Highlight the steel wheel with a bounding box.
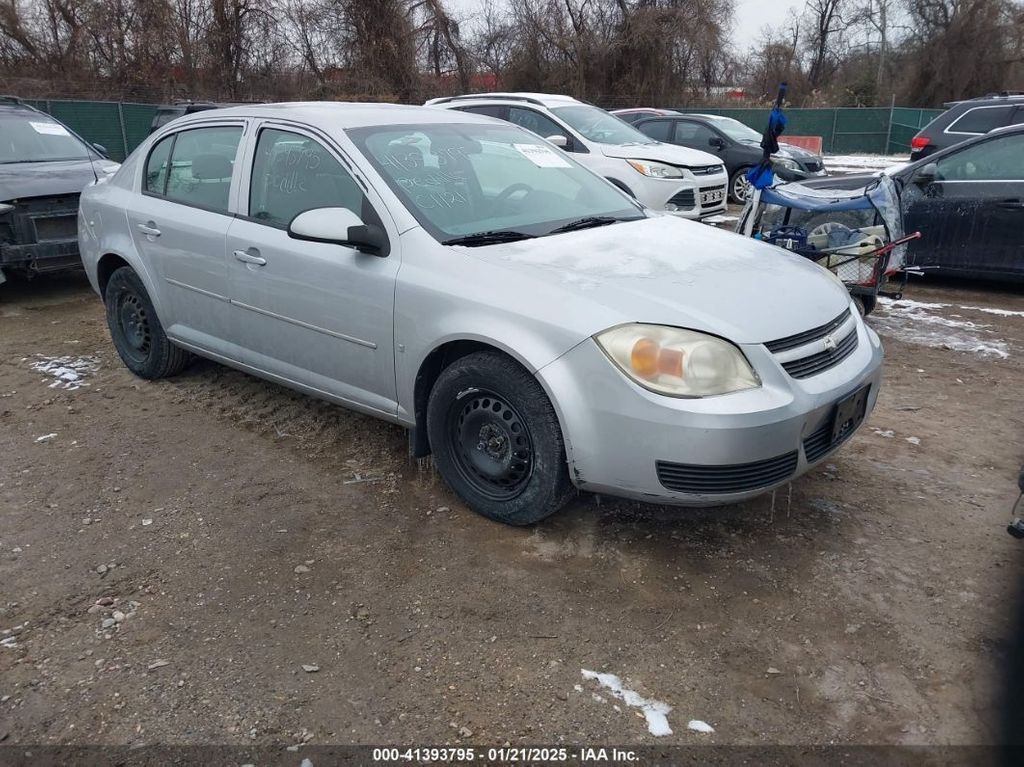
[115,291,153,365]
[446,388,534,501]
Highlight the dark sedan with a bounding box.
[803,124,1024,281]
[630,112,827,203]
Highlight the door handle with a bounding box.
[233,249,266,266]
[997,199,1024,209]
[136,222,161,237]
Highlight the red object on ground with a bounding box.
[784,135,824,154]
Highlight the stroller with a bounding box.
[736,175,918,316]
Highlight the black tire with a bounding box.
[729,166,753,204]
[426,351,573,525]
[852,294,877,317]
[104,266,191,379]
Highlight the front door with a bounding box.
[906,132,1024,277]
[126,123,245,349]
[225,125,400,414]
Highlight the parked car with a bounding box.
[425,93,729,219]
[150,102,228,134]
[610,107,678,124]
[79,103,882,525]
[0,96,120,284]
[910,92,1024,162]
[627,111,827,204]
[801,123,1024,281]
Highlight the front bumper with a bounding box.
[631,175,729,219]
[0,238,81,272]
[538,312,883,506]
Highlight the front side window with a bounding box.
[507,107,567,142]
[0,112,96,164]
[550,105,653,146]
[348,122,642,241]
[147,126,242,212]
[947,106,1014,135]
[936,134,1024,181]
[674,121,716,146]
[249,128,368,227]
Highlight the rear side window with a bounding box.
[636,119,671,142]
[248,128,369,227]
[144,126,242,213]
[947,106,1014,134]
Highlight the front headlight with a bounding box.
[595,324,761,398]
[774,157,801,172]
[626,159,683,178]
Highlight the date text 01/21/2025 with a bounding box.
[371,746,640,763]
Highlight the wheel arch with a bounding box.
[604,176,636,198]
[409,338,571,461]
[95,251,168,321]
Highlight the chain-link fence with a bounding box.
[22,98,945,160]
[672,106,944,154]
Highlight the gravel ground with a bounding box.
[1,271,1022,748]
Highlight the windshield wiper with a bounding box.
[547,216,624,235]
[442,230,536,247]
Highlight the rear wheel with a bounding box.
[104,266,191,379]
[426,352,573,525]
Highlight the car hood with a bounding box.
[0,159,118,202]
[460,216,851,345]
[599,141,723,167]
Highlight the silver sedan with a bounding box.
[78,103,883,525]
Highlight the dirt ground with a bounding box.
[1,270,1022,749]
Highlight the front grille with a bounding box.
[667,189,695,209]
[688,165,722,176]
[33,215,77,241]
[781,328,859,379]
[766,309,851,353]
[656,451,799,494]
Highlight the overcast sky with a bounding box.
[449,0,809,52]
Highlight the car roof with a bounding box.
[425,92,583,108]
[165,101,502,130]
[942,93,1024,109]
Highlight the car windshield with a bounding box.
[710,117,763,143]
[551,105,655,145]
[348,122,643,242]
[0,113,95,163]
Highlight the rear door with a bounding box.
[906,132,1024,277]
[224,123,400,414]
[126,122,245,349]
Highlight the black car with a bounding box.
[0,97,120,284]
[910,93,1024,162]
[805,124,1024,281]
[633,112,827,203]
[149,102,227,134]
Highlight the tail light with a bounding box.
[911,136,930,150]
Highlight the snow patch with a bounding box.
[688,719,715,733]
[871,298,1010,358]
[957,305,1024,318]
[29,355,100,390]
[35,433,57,443]
[581,668,672,737]
[824,154,907,174]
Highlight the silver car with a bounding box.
[78,103,883,525]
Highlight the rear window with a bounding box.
[947,105,1014,134]
[0,112,93,164]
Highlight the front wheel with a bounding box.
[729,167,753,204]
[426,352,573,525]
[104,266,192,379]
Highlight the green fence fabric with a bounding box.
[22,100,944,159]
[24,99,157,162]
[674,107,943,154]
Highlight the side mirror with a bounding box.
[913,162,938,186]
[545,134,569,148]
[288,207,388,256]
[92,143,109,157]
[709,137,726,150]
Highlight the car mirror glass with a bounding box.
[288,207,388,256]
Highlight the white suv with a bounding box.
[425,93,729,220]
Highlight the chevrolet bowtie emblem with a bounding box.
[823,334,838,351]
